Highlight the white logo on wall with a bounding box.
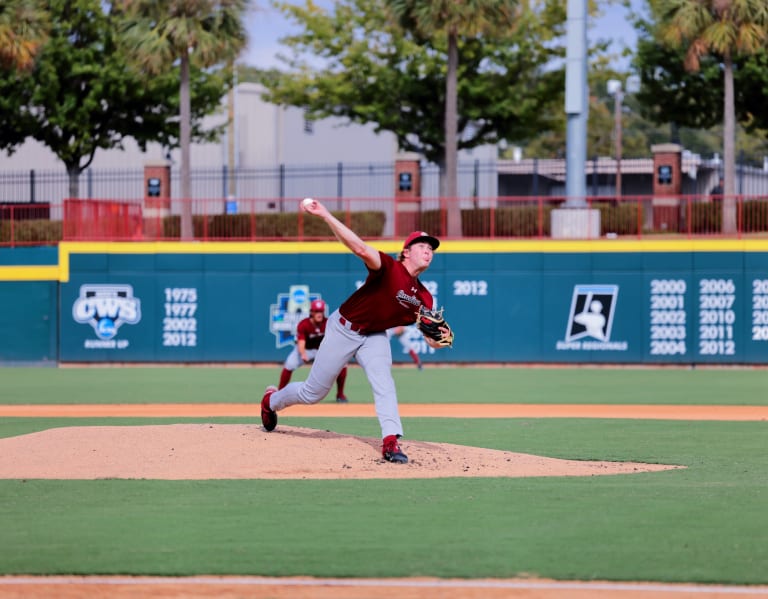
[556,284,628,351]
[270,285,323,348]
[397,324,435,356]
[72,284,142,349]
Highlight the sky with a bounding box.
[241,0,645,72]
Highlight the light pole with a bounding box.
[607,76,640,202]
[607,79,623,201]
[227,62,237,201]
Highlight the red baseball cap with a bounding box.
[310,299,326,312]
[403,231,440,250]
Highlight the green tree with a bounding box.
[735,48,768,136]
[632,12,724,142]
[526,68,656,161]
[0,0,49,71]
[631,8,768,164]
[0,0,228,199]
[120,0,248,240]
[0,0,49,151]
[384,0,521,236]
[256,0,565,231]
[655,0,768,233]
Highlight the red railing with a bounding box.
[63,199,144,241]
[0,203,54,247]
[3,194,768,247]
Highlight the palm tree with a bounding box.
[385,0,520,238]
[657,0,768,234]
[120,0,248,240]
[0,0,49,71]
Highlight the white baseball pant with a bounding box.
[269,309,403,439]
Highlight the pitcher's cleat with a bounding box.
[261,386,278,431]
[382,434,408,464]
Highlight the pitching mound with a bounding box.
[0,424,682,480]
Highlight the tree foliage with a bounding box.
[735,48,768,135]
[255,0,566,171]
[649,0,768,232]
[525,65,659,161]
[631,5,768,163]
[383,0,523,236]
[0,0,49,71]
[632,16,723,132]
[119,0,248,239]
[0,0,230,198]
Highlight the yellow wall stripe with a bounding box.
[2,238,768,283]
[0,265,62,282]
[58,238,768,255]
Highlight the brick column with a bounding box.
[651,144,682,232]
[394,153,422,237]
[144,161,171,239]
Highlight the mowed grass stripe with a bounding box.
[2,367,768,406]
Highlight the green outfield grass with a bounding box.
[0,367,766,584]
[3,365,768,406]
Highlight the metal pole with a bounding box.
[738,149,744,194]
[227,63,237,199]
[615,89,623,201]
[592,155,598,197]
[564,0,588,206]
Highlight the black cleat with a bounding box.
[261,386,278,431]
[382,434,408,464]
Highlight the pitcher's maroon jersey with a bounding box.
[339,252,434,334]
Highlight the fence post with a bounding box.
[29,169,35,204]
[738,150,744,195]
[279,163,285,212]
[592,155,598,197]
[337,162,343,211]
[87,168,93,199]
[533,158,539,197]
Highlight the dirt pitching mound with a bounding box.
[0,424,682,480]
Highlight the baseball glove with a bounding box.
[415,305,454,347]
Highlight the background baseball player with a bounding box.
[278,299,349,403]
[261,198,453,464]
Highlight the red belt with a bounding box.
[339,316,365,334]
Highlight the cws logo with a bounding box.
[556,284,628,351]
[72,284,142,349]
[269,285,322,348]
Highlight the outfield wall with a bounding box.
[3,241,768,365]
[0,248,59,364]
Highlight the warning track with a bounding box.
[0,403,766,420]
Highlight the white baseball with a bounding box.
[302,197,314,208]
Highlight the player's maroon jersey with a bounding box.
[296,316,327,350]
[339,251,434,334]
